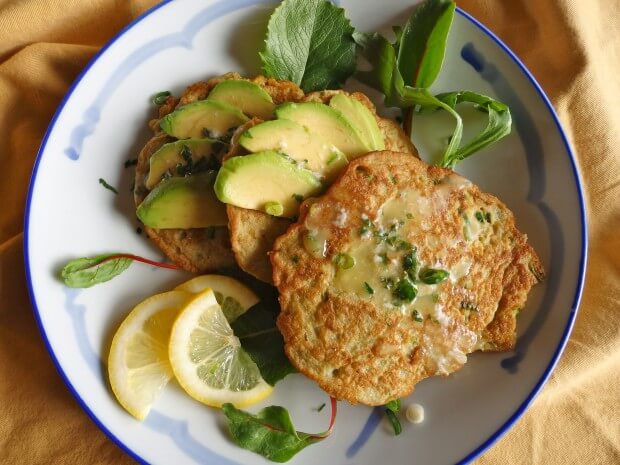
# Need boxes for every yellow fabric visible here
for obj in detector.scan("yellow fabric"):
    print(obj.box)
[0,0,617,463]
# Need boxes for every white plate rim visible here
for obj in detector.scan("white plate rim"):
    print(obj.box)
[22,2,588,464]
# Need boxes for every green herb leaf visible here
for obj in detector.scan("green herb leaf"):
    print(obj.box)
[397,0,455,88]
[394,278,417,302]
[231,299,296,386]
[418,267,449,284]
[384,399,402,435]
[334,253,355,270]
[261,0,356,92]
[434,91,512,168]
[363,281,374,295]
[354,32,397,97]
[98,178,118,194]
[222,398,336,462]
[386,399,401,412]
[61,254,132,288]
[412,309,424,322]
[354,0,510,165]
[315,403,326,412]
[151,91,171,105]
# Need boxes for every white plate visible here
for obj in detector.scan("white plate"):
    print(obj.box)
[24,1,587,464]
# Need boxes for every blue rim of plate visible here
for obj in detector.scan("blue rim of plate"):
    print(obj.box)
[23,2,588,465]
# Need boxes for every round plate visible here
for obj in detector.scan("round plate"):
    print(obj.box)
[24,1,587,464]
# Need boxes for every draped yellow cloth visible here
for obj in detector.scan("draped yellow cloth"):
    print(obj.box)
[0,0,618,463]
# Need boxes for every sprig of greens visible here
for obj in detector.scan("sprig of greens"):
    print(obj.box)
[260,0,357,92]
[384,399,403,435]
[355,0,511,167]
[61,254,180,288]
[222,397,337,462]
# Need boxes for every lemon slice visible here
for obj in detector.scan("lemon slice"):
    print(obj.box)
[169,289,272,408]
[175,274,258,322]
[108,290,193,420]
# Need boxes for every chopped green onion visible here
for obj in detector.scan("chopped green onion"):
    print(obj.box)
[264,201,284,216]
[394,278,417,302]
[334,253,355,269]
[418,268,449,284]
[363,282,374,295]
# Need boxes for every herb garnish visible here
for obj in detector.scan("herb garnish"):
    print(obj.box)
[98,178,118,194]
[151,90,171,105]
[61,253,180,288]
[315,403,326,412]
[354,0,511,167]
[334,253,355,269]
[394,278,417,302]
[363,281,374,295]
[384,399,402,435]
[412,309,424,322]
[418,267,449,284]
[222,397,337,462]
[261,0,356,92]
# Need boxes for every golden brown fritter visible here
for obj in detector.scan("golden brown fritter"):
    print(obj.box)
[271,151,543,405]
[134,73,304,272]
[133,131,236,272]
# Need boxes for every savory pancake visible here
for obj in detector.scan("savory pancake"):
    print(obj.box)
[134,73,303,272]
[227,90,418,283]
[271,151,543,405]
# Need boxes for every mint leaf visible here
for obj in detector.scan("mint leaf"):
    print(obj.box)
[260,0,356,92]
[222,398,336,462]
[231,298,296,386]
[397,0,455,88]
[61,254,132,288]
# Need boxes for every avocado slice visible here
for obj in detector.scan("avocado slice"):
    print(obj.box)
[238,119,348,181]
[207,80,275,120]
[145,138,223,190]
[275,102,371,159]
[137,171,227,229]
[329,94,385,151]
[214,151,322,218]
[160,100,248,139]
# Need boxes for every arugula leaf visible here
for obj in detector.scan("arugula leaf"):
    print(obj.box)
[61,254,132,288]
[260,0,356,92]
[222,398,336,462]
[231,299,296,386]
[397,0,455,88]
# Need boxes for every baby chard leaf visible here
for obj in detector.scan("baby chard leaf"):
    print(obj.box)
[60,253,181,288]
[261,0,356,92]
[222,397,337,462]
[397,0,455,88]
[61,254,132,288]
